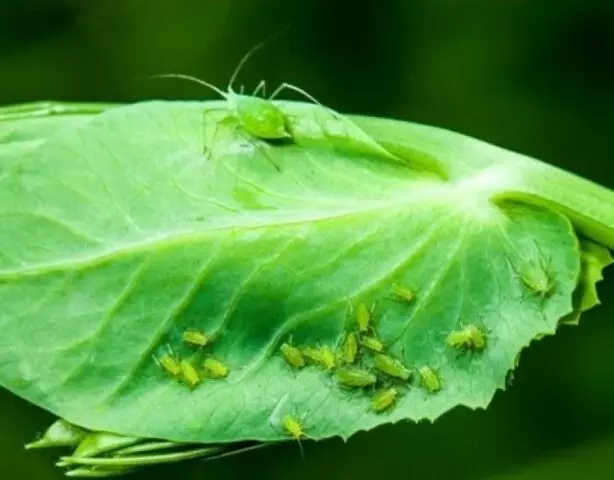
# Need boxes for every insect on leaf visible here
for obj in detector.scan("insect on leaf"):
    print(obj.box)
[0,100,611,453]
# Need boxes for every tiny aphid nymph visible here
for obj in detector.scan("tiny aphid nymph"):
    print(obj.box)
[156,353,181,377]
[418,366,441,393]
[370,387,399,413]
[182,329,210,348]
[280,341,306,369]
[282,415,306,460]
[356,302,372,332]
[340,332,358,364]
[360,335,385,353]
[336,366,378,388]
[203,358,230,378]
[302,345,335,370]
[393,284,415,303]
[373,354,412,381]
[180,360,201,388]
[446,323,487,351]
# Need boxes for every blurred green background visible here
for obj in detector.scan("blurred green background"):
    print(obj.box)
[1,1,613,479]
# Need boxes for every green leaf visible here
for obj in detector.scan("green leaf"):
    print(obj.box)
[0,101,611,451]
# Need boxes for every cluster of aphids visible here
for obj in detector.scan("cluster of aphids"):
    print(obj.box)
[280,284,488,415]
[154,329,229,389]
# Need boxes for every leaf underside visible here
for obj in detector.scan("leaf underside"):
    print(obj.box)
[0,101,606,446]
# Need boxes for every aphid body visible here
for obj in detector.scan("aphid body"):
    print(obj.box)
[522,264,555,298]
[180,360,201,388]
[446,324,487,351]
[282,414,306,460]
[182,329,210,347]
[302,345,335,370]
[373,354,412,381]
[336,366,378,388]
[360,335,385,353]
[340,332,358,364]
[203,358,230,378]
[419,366,441,393]
[280,342,306,369]
[393,284,415,303]
[157,353,181,377]
[356,302,372,332]
[370,387,399,412]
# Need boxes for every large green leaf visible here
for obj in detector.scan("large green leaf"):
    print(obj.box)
[0,100,612,449]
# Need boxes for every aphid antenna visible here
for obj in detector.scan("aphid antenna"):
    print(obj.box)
[144,72,228,99]
[227,25,292,95]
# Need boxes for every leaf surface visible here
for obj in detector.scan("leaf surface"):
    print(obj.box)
[0,100,610,444]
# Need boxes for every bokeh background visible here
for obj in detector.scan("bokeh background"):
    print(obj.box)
[1,1,614,479]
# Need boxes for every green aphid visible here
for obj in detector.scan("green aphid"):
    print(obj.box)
[203,358,230,378]
[340,332,358,364]
[521,261,555,298]
[182,329,210,348]
[446,324,487,351]
[156,352,181,377]
[356,302,372,332]
[280,341,306,369]
[335,366,378,388]
[393,284,415,303]
[360,335,385,353]
[179,359,201,388]
[373,353,412,381]
[370,387,399,413]
[418,366,442,393]
[302,345,336,370]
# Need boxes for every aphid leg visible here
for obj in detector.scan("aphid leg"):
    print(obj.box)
[201,108,234,158]
[231,126,282,172]
[252,80,266,97]
[269,83,324,109]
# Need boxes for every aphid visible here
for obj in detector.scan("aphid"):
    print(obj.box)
[179,359,201,388]
[393,284,415,303]
[373,353,412,381]
[302,345,336,370]
[356,302,372,332]
[182,329,210,348]
[203,357,230,378]
[418,366,442,393]
[339,332,358,364]
[370,387,399,413]
[282,415,306,460]
[446,323,487,351]
[521,261,555,298]
[335,366,378,388]
[280,340,306,369]
[146,32,323,170]
[155,352,181,377]
[360,335,385,353]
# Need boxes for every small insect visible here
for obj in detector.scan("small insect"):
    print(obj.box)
[370,387,399,413]
[280,340,306,369]
[392,284,415,303]
[155,352,182,377]
[373,354,412,381]
[203,357,230,378]
[335,366,378,388]
[356,302,372,332]
[146,31,323,171]
[521,261,555,298]
[182,329,210,348]
[282,415,306,460]
[360,335,385,353]
[302,345,336,370]
[179,359,201,388]
[446,323,487,351]
[339,332,358,364]
[418,366,442,393]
